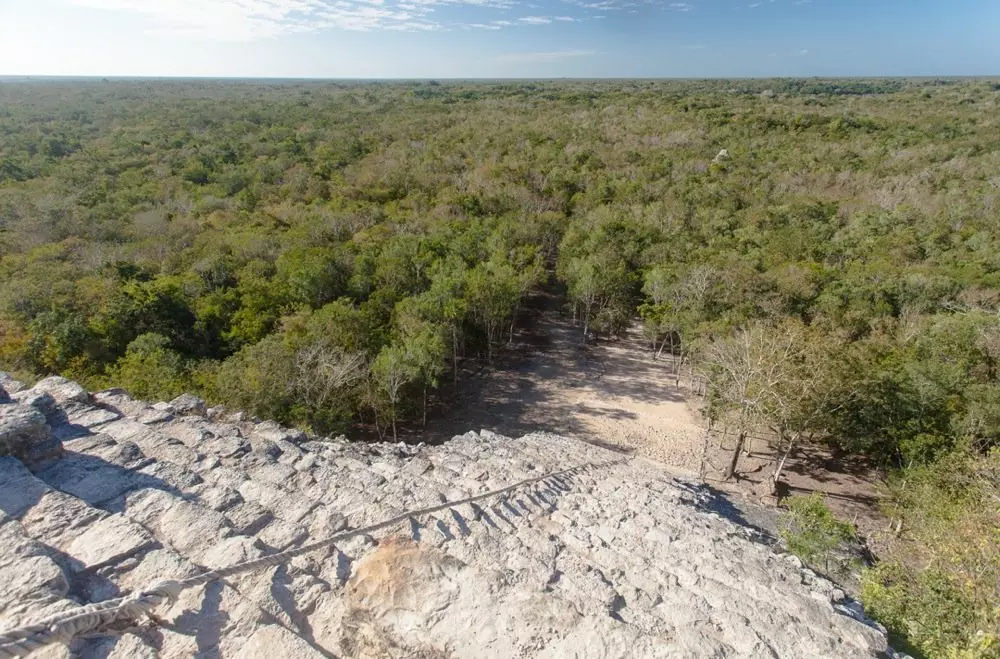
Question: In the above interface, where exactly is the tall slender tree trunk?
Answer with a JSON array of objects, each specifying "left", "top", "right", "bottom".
[
  {"left": 422, "top": 384, "right": 428, "bottom": 429},
  {"left": 654, "top": 331, "right": 669, "bottom": 361},
  {"left": 724, "top": 431, "right": 747, "bottom": 481},
  {"left": 699, "top": 418, "right": 714, "bottom": 483},
  {"left": 770, "top": 432, "right": 799, "bottom": 495},
  {"left": 675, "top": 348, "right": 683, "bottom": 387}
]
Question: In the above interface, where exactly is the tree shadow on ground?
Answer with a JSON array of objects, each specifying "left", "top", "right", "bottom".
[{"left": 672, "top": 479, "right": 778, "bottom": 546}]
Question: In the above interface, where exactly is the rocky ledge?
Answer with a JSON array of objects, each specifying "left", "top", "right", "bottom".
[{"left": 0, "top": 374, "right": 891, "bottom": 658}]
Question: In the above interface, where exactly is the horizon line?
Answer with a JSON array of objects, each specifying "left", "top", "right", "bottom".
[{"left": 2, "top": 74, "right": 999, "bottom": 82}]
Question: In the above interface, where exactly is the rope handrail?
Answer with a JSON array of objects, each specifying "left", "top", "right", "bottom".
[{"left": 0, "top": 458, "right": 624, "bottom": 658}]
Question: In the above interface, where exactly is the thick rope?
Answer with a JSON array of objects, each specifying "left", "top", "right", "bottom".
[{"left": 0, "top": 458, "right": 622, "bottom": 658}]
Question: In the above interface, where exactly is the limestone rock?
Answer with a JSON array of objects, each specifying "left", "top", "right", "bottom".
[
  {"left": 0, "top": 372, "right": 26, "bottom": 396},
  {"left": 712, "top": 148, "right": 731, "bottom": 163},
  {"left": 66, "top": 514, "right": 156, "bottom": 570},
  {"left": 235, "top": 624, "right": 328, "bottom": 658},
  {"left": 0, "top": 404, "right": 60, "bottom": 464},
  {"left": 12, "top": 390, "right": 59, "bottom": 419},
  {"left": 0, "top": 381, "right": 894, "bottom": 659},
  {"left": 251, "top": 420, "right": 307, "bottom": 444},
  {"left": 0, "top": 554, "right": 69, "bottom": 617},
  {"left": 169, "top": 393, "right": 208, "bottom": 417},
  {"left": 32, "top": 377, "right": 90, "bottom": 405}
]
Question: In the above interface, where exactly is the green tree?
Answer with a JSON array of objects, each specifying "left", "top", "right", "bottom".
[{"left": 104, "top": 333, "right": 189, "bottom": 401}]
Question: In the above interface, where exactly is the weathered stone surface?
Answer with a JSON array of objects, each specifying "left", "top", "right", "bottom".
[
  {"left": 256, "top": 518, "right": 308, "bottom": 550},
  {"left": 169, "top": 393, "right": 208, "bottom": 417},
  {"left": 235, "top": 624, "right": 328, "bottom": 659},
  {"left": 0, "top": 456, "right": 50, "bottom": 518},
  {"left": 63, "top": 405, "right": 120, "bottom": 430},
  {"left": 238, "top": 479, "right": 316, "bottom": 524},
  {"left": 113, "top": 548, "right": 200, "bottom": 594},
  {"left": 35, "top": 453, "right": 141, "bottom": 504},
  {"left": 121, "top": 488, "right": 233, "bottom": 554},
  {"left": 66, "top": 514, "right": 156, "bottom": 570},
  {"left": 32, "top": 376, "right": 90, "bottom": 405},
  {"left": 197, "top": 535, "right": 263, "bottom": 569},
  {"left": 251, "top": 420, "right": 307, "bottom": 444},
  {"left": 74, "top": 633, "right": 158, "bottom": 659},
  {"left": 0, "top": 522, "right": 71, "bottom": 624},
  {"left": 18, "top": 490, "right": 106, "bottom": 547},
  {"left": 0, "top": 554, "right": 69, "bottom": 618},
  {"left": 0, "top": 405, "right": 60, "bottom": 464},
  {"left": 0, "top": 384, "right": 894, "bottom": 659},
  {"left": 248, "top": 461, "right": 297, "bottom": 486},
  {"left": 0, "top": 371, "right": 26, "bottom": 396},
  {"left": 225, "top": 501, "right": 274, "bottom": 535},
  {"left": 11, "top": 390, "right": 58, "bottom": 419}
]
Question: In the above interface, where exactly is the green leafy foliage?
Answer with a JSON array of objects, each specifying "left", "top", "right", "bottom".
[
  {"left": 860, "top": 450, "right": 1000, "bottom": 658},
  {"left": 778, "top": 493, "right": 858, "bottom": 576}
]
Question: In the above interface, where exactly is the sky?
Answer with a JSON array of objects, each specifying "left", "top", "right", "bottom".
[{"left": 0, "top": 0, "right": 998, "bottom": 78}]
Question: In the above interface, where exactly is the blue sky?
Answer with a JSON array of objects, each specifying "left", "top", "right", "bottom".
[{"left": 0, "top": 0, "right": 998, "bottom": 78}]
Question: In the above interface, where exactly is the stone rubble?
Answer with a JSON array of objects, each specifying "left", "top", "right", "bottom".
[{"left": 0, "top": 374, "right": 891, "bottom": 658}]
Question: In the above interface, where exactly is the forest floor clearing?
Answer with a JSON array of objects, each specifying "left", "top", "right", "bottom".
[{"left": 423, "top": 286, "right": 888, "bottom": 541}]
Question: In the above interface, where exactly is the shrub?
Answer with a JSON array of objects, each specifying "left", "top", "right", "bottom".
[
  {"left": 778, "top": 493, "right": 858, "bottom": 576},
  {"left": 103, "top": 333, "right": 190, "bottom": 402},
  {"left": 860, "top": 450, "right": 1000, "bottom": 658}
]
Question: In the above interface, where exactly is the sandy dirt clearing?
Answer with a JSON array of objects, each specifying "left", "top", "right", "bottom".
[
  {"left": 424, "top": 288, "right": 706, "bottom": 474},
  {"left": 422, "top": 285, "right": 886, "bottom": 540}
]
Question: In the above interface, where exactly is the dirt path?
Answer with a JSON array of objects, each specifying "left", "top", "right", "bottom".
[
  {"left": 422, "top": 284, "right": 887, "bottom": 542},
  {"left": 423, "top": 287, "right": 707, "bottom": 474}
]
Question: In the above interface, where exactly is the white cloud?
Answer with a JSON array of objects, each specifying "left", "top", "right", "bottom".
[
  {"left": 495, "top": 48, "right": 596, "bottom": 62},
  {"left": 63, "top": 0, "right": 513, "bottom": 38},
  {"left": 63, "top": 0, "right": 687, "bottom": 38}
]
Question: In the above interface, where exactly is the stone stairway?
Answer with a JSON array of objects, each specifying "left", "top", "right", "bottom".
[{"left": 0, "top": 375, "right": 891, "bottom": 658}]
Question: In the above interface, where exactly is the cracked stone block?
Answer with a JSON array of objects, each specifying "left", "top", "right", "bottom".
[
  {"left": 0, "top": 371, "right": 26, "bottom": 396},
  {"left": 19, "top": 490, "right": 107, "bottom": 547},
  {"left": 251, "top": 420, "right": 307, "bottom": 445},
  {"left": 197, "top": 535, "right": 262, "bottom": 570},
  {"left": 66, "top": 514, "right": 157, "bottom": 571},
  {"left": 256, "top": 519, "right": 308, "bottom": 550},
  {"left": 0, "top": 405, "right": 61, "bottom": 465},
  {"left": 12, "top": 390, "right": 59, "bottom": 420},
  {"left": 36, "top": 454, "right": 141, "bottom": 505},
  {"left": 0, "top": 554, "right": 69, "bottom": 618},
  {"left": 32, "top": 376, "right": 90, "bottom": 405},
  {"left": 121, "top": 489, "right": 233, "bottom": 554},
  {"left": 0, "top": 456, "right": 51, "bottom": 518},
  {"left": 64, "top": 406, "right": 120, "bottom": 430},
  {"left": 225, "top": 501, "right": 274, "bottom": 536},
  {"left": 169, "top": 393, "right": 208, "bottom": 417}
]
